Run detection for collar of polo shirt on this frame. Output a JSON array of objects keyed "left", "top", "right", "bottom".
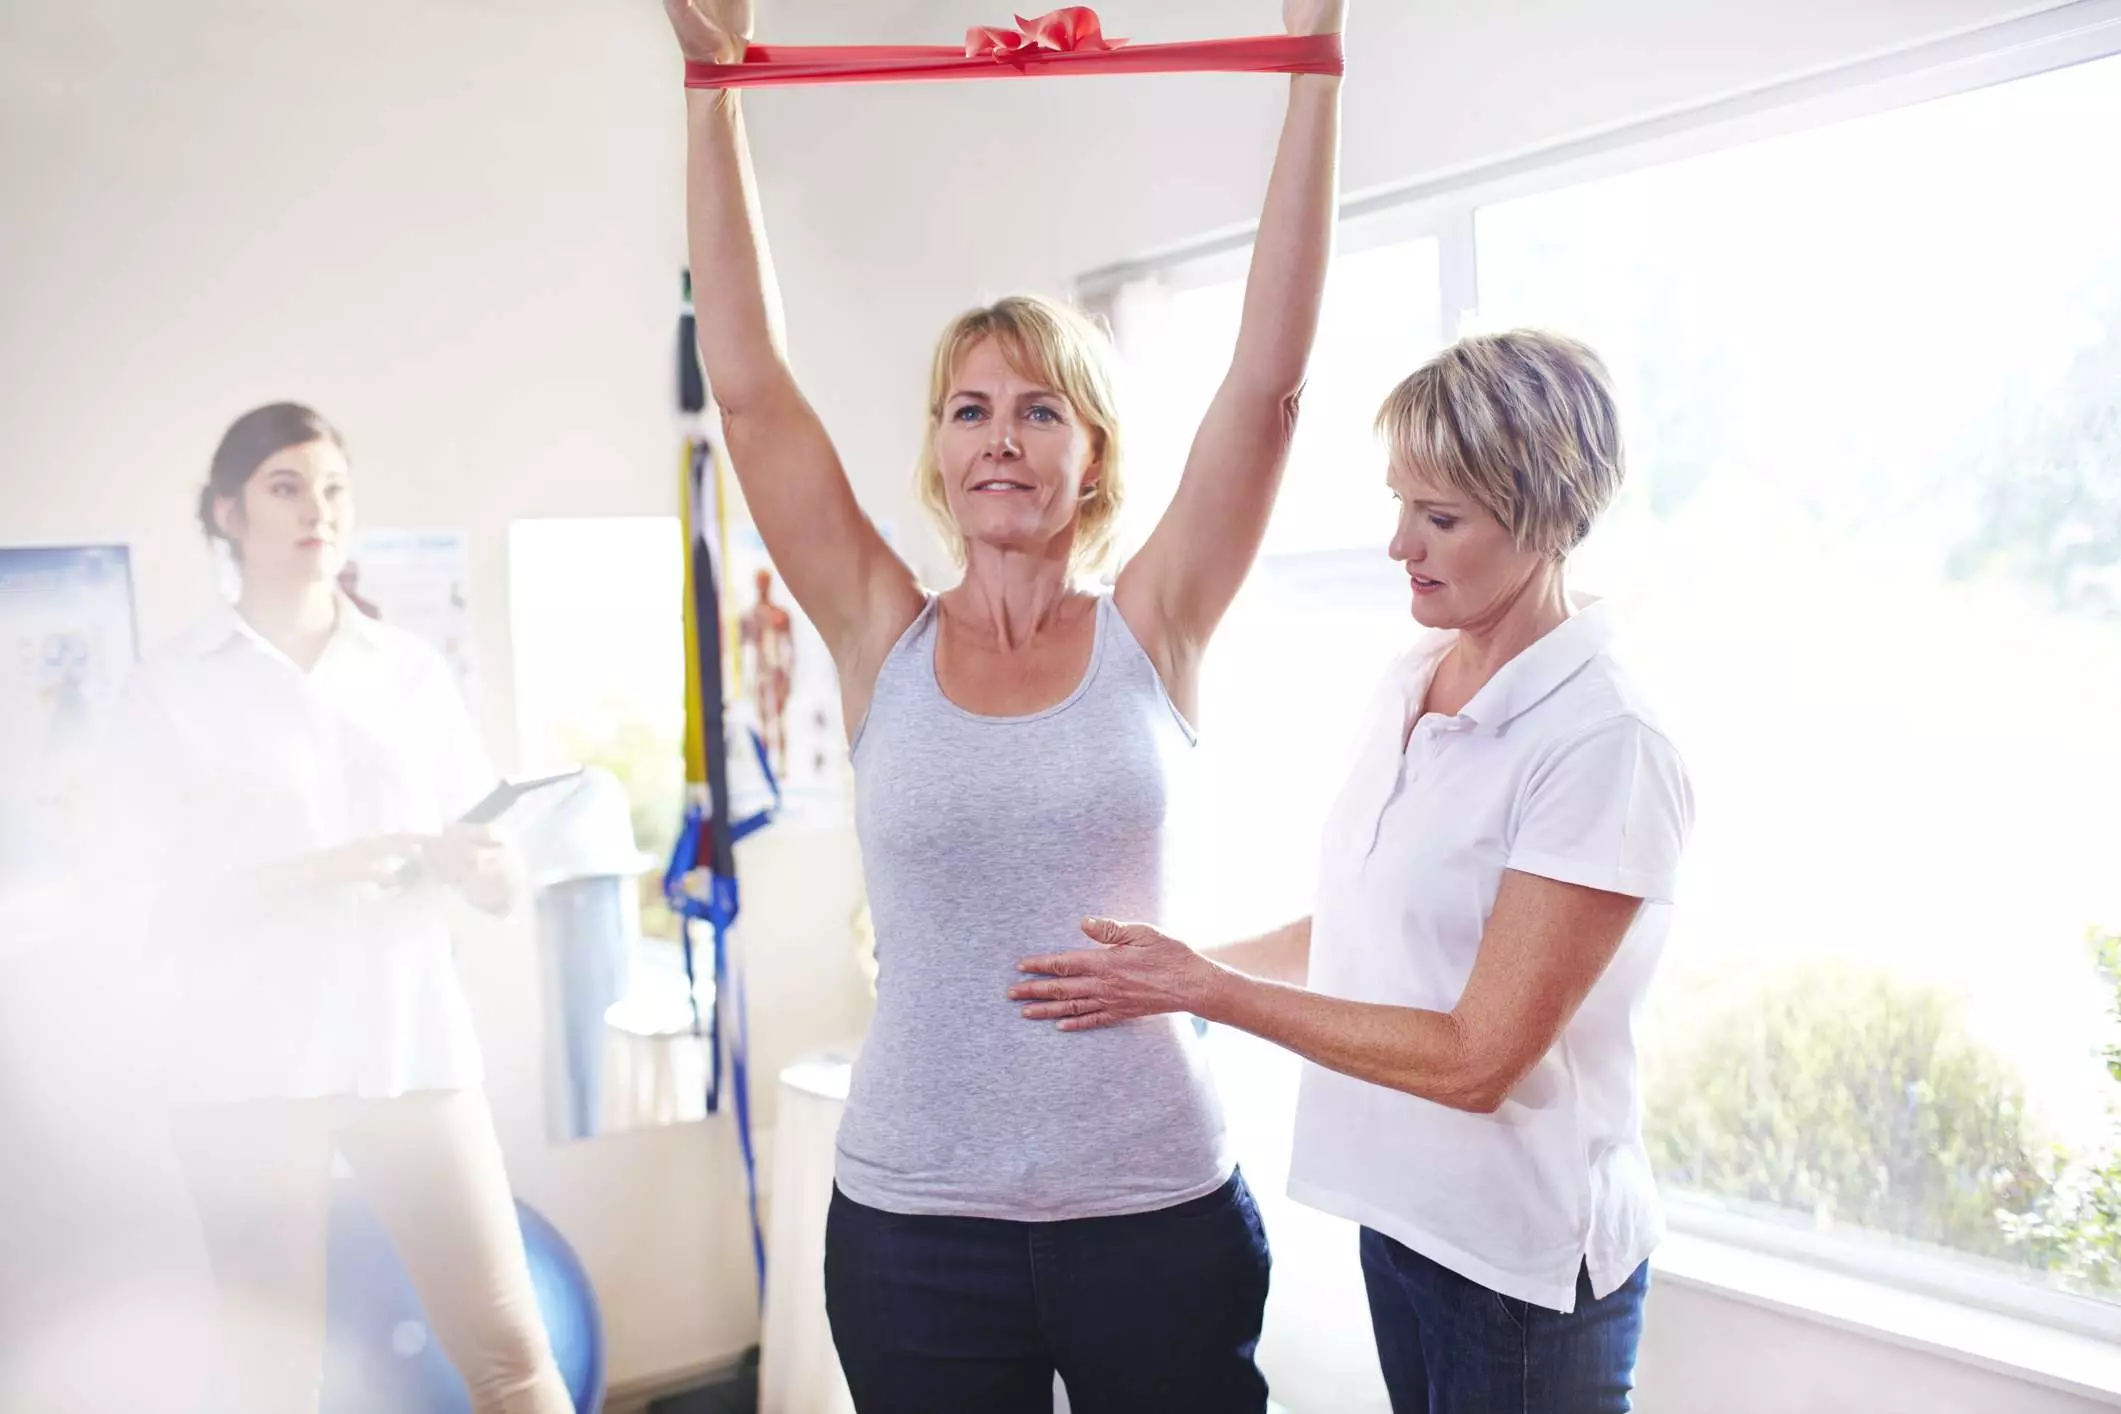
[{"left": 1399, "top": 597, "right": 1617, "bottom": 735}]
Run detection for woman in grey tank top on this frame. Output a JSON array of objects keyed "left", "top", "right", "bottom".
[{"left": 665, "top": 1, "right": 1346, "bottom": 1408}]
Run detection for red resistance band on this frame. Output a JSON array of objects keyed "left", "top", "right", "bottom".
[{"left": 683, "top": 6, "right": 1344, "bottom": 89}]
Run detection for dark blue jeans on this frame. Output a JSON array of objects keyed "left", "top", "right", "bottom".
[
  {"left": 1360, "top": 1228, "right": 1648, "bottom": 1414},
  {"left": 825, "top": 1171, "right": 1271, "bottom": 1414}
]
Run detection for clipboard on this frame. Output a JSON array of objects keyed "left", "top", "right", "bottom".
[
  {"left": 387, "top": 767, "right": 587, "bottom": 889},
  {"left": 458, "top": 767, "right": 587, "bottom": 826}
]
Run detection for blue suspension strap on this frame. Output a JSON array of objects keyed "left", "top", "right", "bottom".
[{"left": 666, "top": 387, "right": 777, "bottom": 1301}]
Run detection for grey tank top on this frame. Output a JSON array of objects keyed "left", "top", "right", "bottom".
[{"left": 836, "top": 593, "right": 1231, "bottom": 1220}]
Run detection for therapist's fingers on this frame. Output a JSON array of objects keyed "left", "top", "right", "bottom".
[
  {"left": 1012, "top": 976, "right": 1096, "bottom": 1003},
  {"left": 1018, "top": 979, "right": 1102, "bottom": 1013},
  {"left": 1016, "top": 949, "right": 1099, "bottom": 979},
  {"left": 1015, "top": 917, "right": 1149, "bottom": 979},
  {"left": 1083, "top": 916, "right": 1171, "bottom": 949},
  {"left": 1021, "top": 995, "right": 1103, "bottom": 1021}
]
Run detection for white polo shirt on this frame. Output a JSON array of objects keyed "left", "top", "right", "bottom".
[
  {"left": 1287, "top": 600, "right": 1692, "bottom": 1312},
  {"left": 109, "top": 596, "right": 493, "bottom": 1106}
]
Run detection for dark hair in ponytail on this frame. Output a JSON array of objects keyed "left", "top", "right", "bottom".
[{"left": 198, "top": 402, "right": 346, "bottom": 549}]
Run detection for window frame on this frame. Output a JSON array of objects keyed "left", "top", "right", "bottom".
[
  {"left": 1077, "top": 0, "right": 2121, "bottom": 1342},
  {"left": 1082, "top": 0, "right": 2121, "bottom": 343}
]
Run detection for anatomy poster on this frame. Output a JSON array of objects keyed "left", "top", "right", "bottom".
[
  {"left": 0, "top": 544, "right": 138, "bottom": 876},
  {"left": 724, "top": 510, "right": 850, "bottom": 817}
]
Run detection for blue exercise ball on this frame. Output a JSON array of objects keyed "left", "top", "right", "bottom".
[{"left": 320, "top": 1182, "right": 605, "bottom": 1414}]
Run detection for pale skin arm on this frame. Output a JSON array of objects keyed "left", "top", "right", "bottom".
[
  {"left": 146, "top": 829, "right": 519, "bottom": 947},
  {"left": 665, "top": 0, "right": 923, "bottom": 698},
  {"left": 1117, "top": 0, "right": 1345, "bottom": 704},
  {"left": 179, "top": 835, "right": 424, "bottom": 921},
  {"left": 1010, "top": 871, "right": 1642, "bottom": 1114},
  {"left": 246, "top": 827, "right": 521, "bottom": 917}
]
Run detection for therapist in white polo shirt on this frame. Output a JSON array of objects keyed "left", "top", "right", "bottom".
[
  {"left": 1013, "top": 331, "right": 1693, "bottom": 1413},
  {"left": 108, "top": 403, "right": 573, "bottom": 1414}
]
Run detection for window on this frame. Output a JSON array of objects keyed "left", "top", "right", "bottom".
[
  {"left": 1105, "top": 39, "right": 2121, "bottom": 1333},
  {"left": 1476, "top": 49, "right": 2121, "bottom": 1317},
  {"left": 508, "top": 517, "right": 689, "bottom": 883}
]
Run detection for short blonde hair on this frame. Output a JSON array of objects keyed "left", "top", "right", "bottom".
[
  {"left": 1376, "top": 329, "right": 1624, "bottom": 557},
  {"left": 915, "top": 294, "right": 1125, "bottom": 579}
]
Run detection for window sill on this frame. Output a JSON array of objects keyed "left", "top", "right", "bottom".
[{"left": 1652, "top": 1232, "right": 2121, "bottom": 1407}]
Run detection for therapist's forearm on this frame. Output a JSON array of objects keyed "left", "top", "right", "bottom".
[
  {"left": 1196, "top": 969, "right": 1506, "bottom": 1113},
  {"left": 1203, "top": 916, "right": 1312, "bottom": 985}
]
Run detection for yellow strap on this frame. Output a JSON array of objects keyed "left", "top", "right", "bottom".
[
  {"left": 680, "top": 434, "right": 743, "bottom": 789},
  {"left": 680, "top": 439, "right": 707, "bottom": 787}
]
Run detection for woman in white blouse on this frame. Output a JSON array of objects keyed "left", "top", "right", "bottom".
[
  {"left": 111, "top": 403, "right": 572, "bottom": 1414},
  {"left": 1012, "top": 332, "right": 1693, "bottom": 1413}
]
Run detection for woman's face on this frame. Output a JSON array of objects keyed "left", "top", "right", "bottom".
[
  {"left": 933, "top": 337, "right": 1099, "bottom": 560},
  {"left": 217, "top": 439, "right": 354, "bottom": 587},
  {"left": 1386, "top": 456, "right": 1549, "bottom": 632}
]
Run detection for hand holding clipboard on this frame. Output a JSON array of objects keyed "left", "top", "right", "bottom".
[{"left": 392, "top": 767, "right": 587, "bottom": 891}]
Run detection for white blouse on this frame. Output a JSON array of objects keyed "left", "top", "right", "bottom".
[
  {"left": 111, "top": 596, "right": 494, "bottom": 1105},
  {"left": 1287, "top": 601, "right": 1694, "bottom": 1312}
]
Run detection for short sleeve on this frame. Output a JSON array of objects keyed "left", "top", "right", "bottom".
[{"left": 1506, "top": 716, "right": 1692, "bottom": 903}]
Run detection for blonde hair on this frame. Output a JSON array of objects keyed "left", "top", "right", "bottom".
[
  {"left": 1376, "top": 329, "right": 1624, "bottom": 557},
  {"left": 915, "top": 294, "right": 1125, "bottom": 579}
]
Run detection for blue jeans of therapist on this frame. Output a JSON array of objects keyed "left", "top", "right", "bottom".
[
  {"left": 1360, "top": 1227, "right": 1649, "bottom": 1414},
  {"left": 825, "top": 1170, "right": 1271, "bottom": 1414}
]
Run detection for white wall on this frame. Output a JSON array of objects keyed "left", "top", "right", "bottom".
[
  {"left": 1638, "top": 1285, "right": 2112, "bottom": 1414},
  {"left": 0, "top": 0, "right": 2098, "bottom": 1409}
]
